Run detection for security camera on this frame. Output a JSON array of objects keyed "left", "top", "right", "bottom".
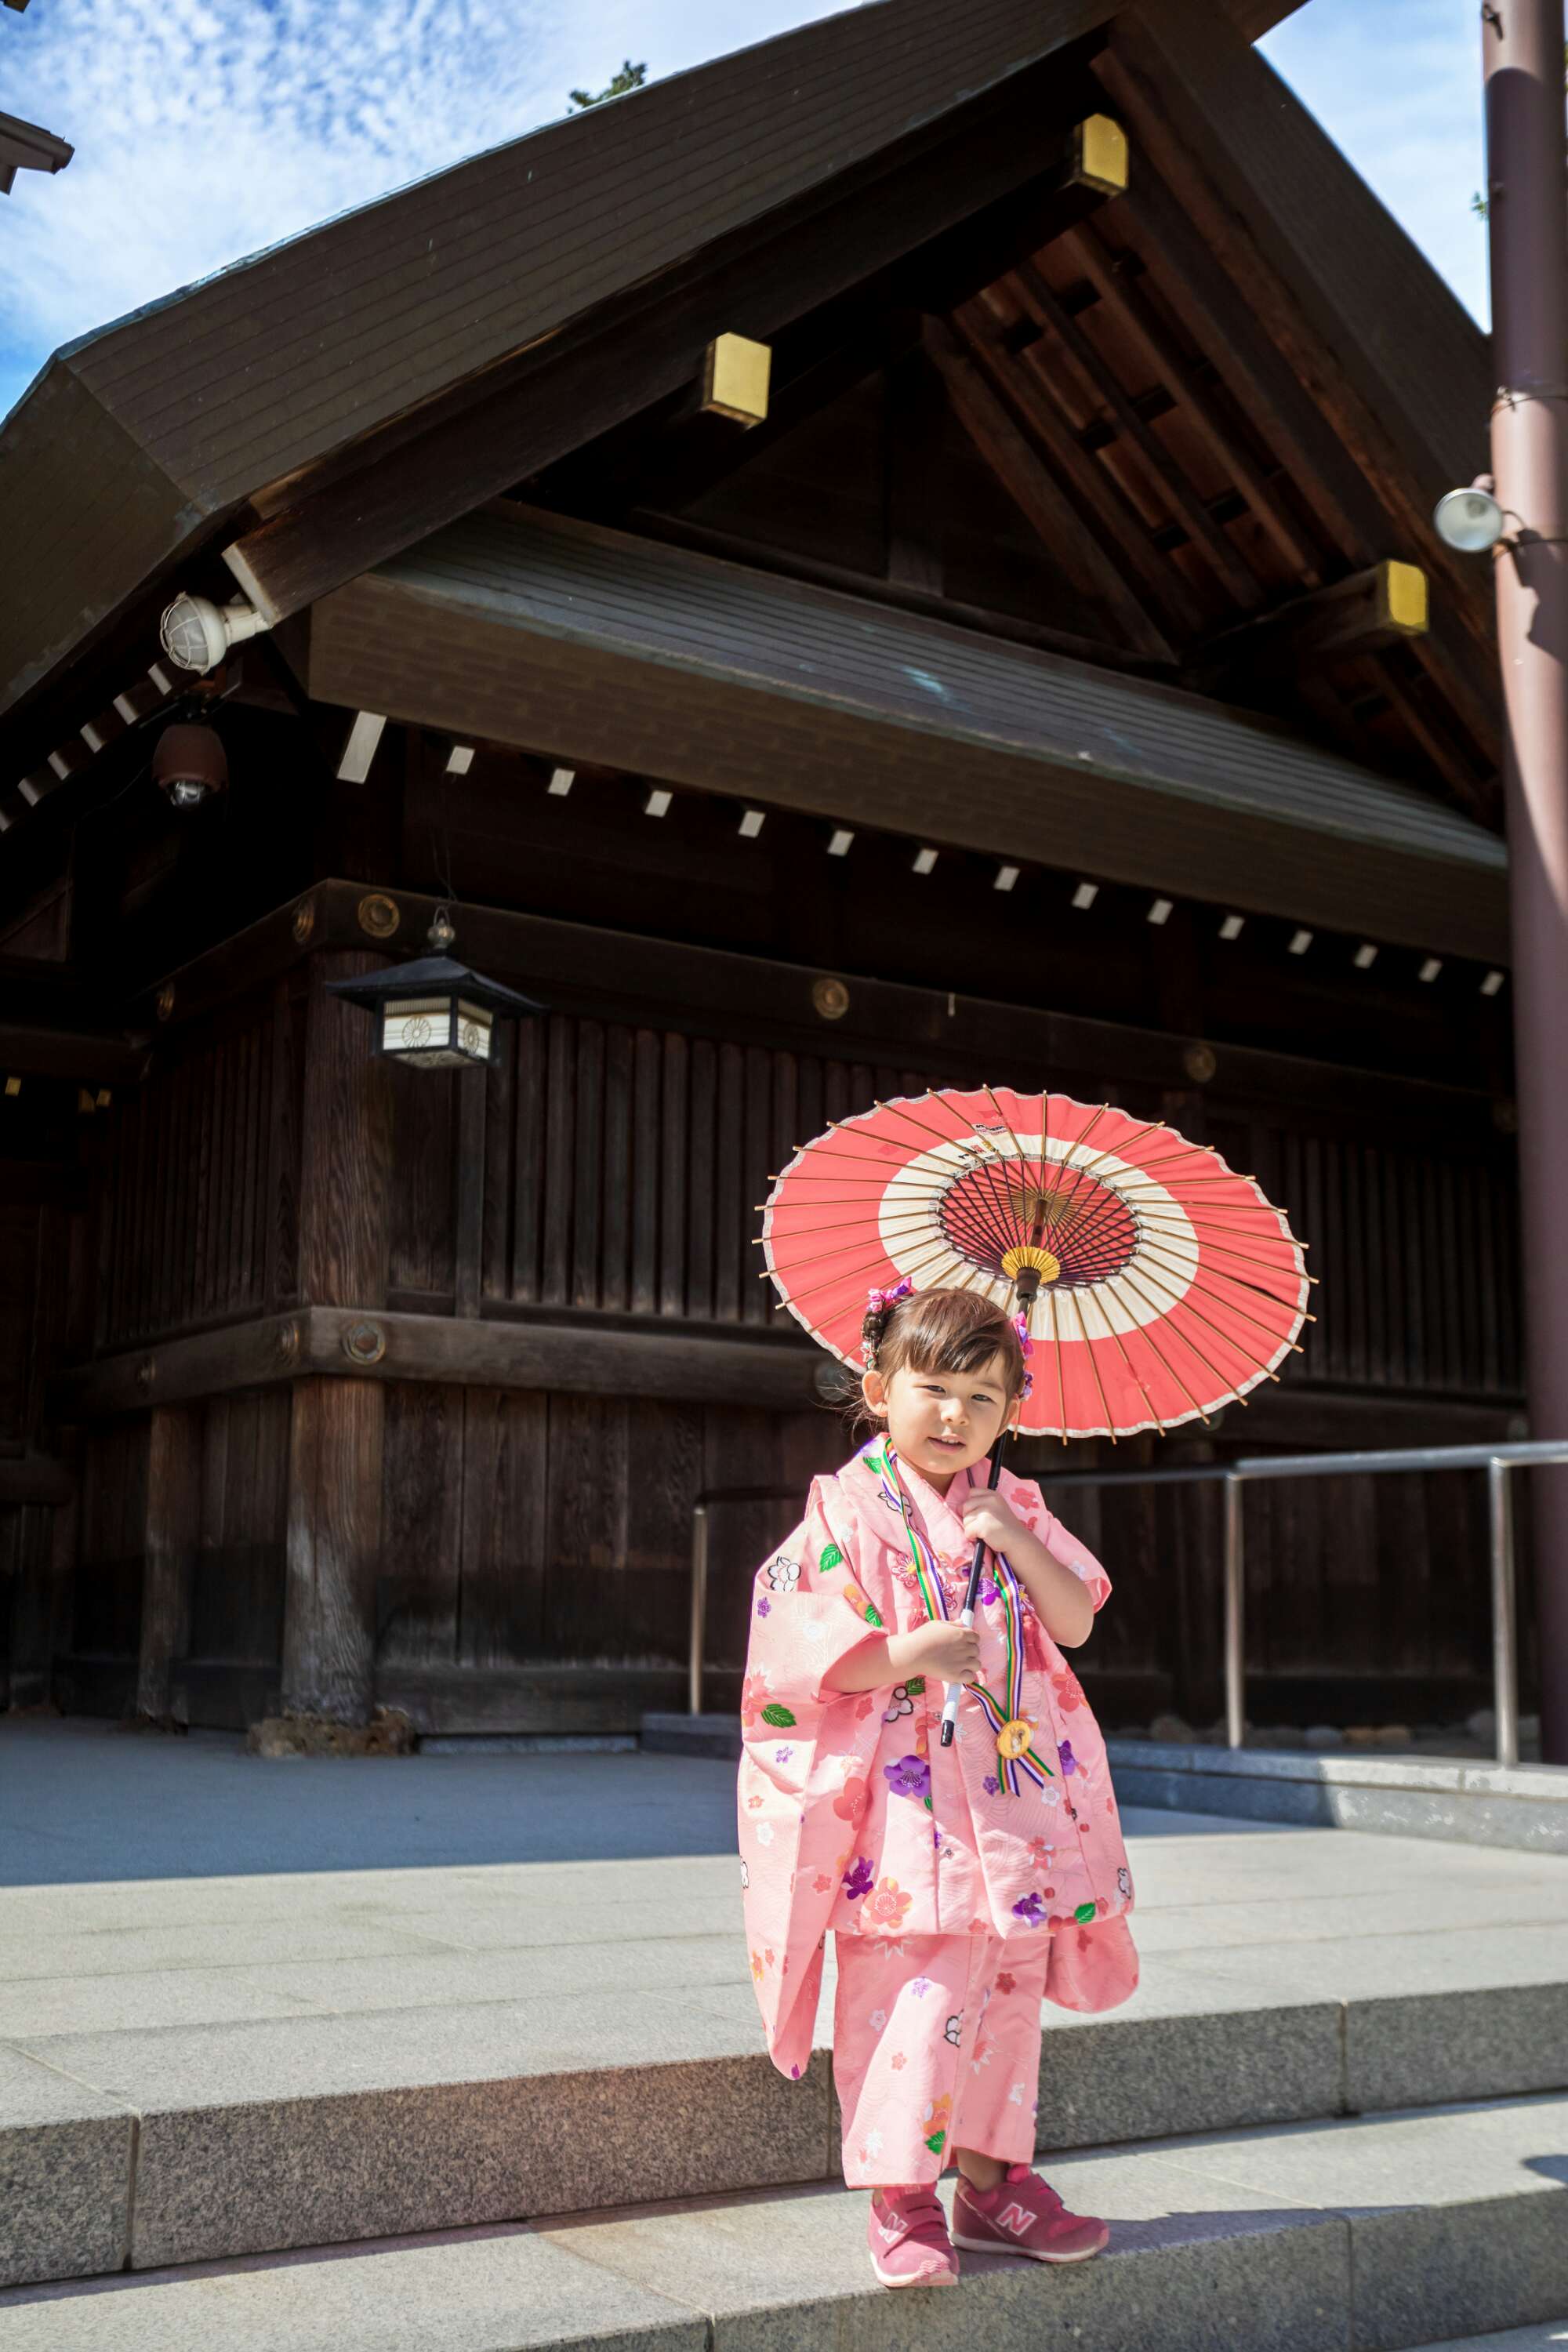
[
  {"left": 158, "top": 593, "right": 269, "bottom": 674},
  {"left": 152, "top": 720, "right": 227, "bottom": 808}
]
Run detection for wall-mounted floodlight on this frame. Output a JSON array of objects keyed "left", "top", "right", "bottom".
[
  {"left": 158, "top": 593, "right": 270, "bottom": 674},
  {"left": 1433, "top": 477, "right": 1504, "bottom": 554}
]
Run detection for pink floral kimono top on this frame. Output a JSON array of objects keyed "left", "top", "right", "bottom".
[{"left": 739, "top": 1437, "right": 1139, "bottom": 2079}]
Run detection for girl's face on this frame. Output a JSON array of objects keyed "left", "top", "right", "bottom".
[{"left": 862, "top": 1352, "right": 1015, "bottom": 1491}]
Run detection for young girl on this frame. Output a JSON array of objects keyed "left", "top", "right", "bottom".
[{"left": 738, "top": 1284, "right": 1139, "bottom": 2288}]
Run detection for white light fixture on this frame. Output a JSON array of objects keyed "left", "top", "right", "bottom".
[
  {"left": 1419, "top": 956, "right": 1443, "bottom": 983},
  {"left": 1218, "top": 913, "right": 1244, "bottom": 941},
  {"left": 158, "top": 592, "right": 270, "bottom": 674},
  {"left": 1432, "top": 476, "right": 1504, "bottom": 554},
  {"left": 739, "top": 809, "right": 765, "bottom": 837},
  {"left": 1071, "top": 880, "right": 1098, "bottom": 911},
  {"left": 445, "top": 746, "right": 474, "bottom": 775},
  {"left": 337, "top": 711, "right": 386, "bottom": 783},
  {"left": 828, "top": 829, "right": 855, "bottom": 856},
  {"left": 81, "top": 720, "right": 108, "bottom": 752},
  {"left": 1481, "top": 968, "right": 1505, "bottom": 997},
  {"left": 645, "top": 788, "right": 672, "bottom": 817},
  {"left": 1147, "top": 897, "right": 1172, "bottom": 927},
  {"left": 547, "top": 767, "right": 575, "bottom": 797},
  {"left": 994, "top": 863, "right": 1019, "bottom": 892},
  {"left": 1354, "top": 943, "right": 1378, "bottom": 971},
  {"left": 1288, "top": 928, "right": 1313, "bottom": 956},
  {"left": 912, "top": 846, "right": 938, "bottom": 875}
]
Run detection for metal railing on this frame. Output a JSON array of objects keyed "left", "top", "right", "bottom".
[{"left": 688, "top": 1442, "right": 1568, "bottom": 1766}]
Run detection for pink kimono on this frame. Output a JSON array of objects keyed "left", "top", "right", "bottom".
[{"left": 738, "top": 1436, "right": 1138, "bottom": 2187}]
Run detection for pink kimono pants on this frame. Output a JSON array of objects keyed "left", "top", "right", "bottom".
[{"left": 832, "top": 1930, "right": 1051, "bottom": 2189}]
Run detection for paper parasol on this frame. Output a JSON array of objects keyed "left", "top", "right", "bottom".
[{"left": 760, "top": 1085, "right": 1310, "bottom": 1439}]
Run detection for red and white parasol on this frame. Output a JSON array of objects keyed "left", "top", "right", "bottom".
[{"left": 760, "top": 1086, "right": 1309, "bottom": 1439}]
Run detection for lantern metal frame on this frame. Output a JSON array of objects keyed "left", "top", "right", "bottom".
[{"left": 325, "top": 949, "right": 545, "bottom": 1069}]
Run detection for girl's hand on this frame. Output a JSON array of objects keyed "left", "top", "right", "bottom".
[
  {"left": 900, "top": 1617, "right": 982, "bottom": 1685},
  {"left": 959, "top": 1490, "right": 1024, "bottom": 1555}
]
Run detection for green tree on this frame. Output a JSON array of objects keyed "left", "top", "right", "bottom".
[{"left": 568, "top": 60, "right": 648, "bottom": 111}]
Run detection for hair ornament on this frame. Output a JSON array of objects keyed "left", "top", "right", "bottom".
[
  {"left": 862, "top": 1273, "right": 915, "bottom": 1366},
  {"left": 1015, "top": 1309, "right": 1035, "bottom": 1398},
  {"left": 867, "top": 1276, "right": 915, "bottom": 1316}
]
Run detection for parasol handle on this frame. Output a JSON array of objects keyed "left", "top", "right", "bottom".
[{"left": 938, "top": 1436, "right": 1009, "bottom": 1748}]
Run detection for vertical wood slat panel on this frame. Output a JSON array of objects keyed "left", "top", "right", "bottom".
[
  {"left": 572, "top": 1021, "right": 604, "bottom": 1311},
  {"left": 713, "top": 1043, "right": 744, "bottom": 1324},
  {"left": 510, "top": 1014, "right": 545, "bottom": 1305},
  {"left": 631, "top": 1030, "right": 662, "bottom": 1316},
  {"left": 742, "top": 1047, "right": 772, "bottom": 1327},
  {"left": 482, "top": 1025, "right": 514, "bottom": 1305},
  {"left": 659, "top": 1033, "right": 688, "bottom": 1317},
  {"left": 540, "top": 1017, "right": 575, "bottom": 1308},
  {"left": 685, "top": 1036, "right": 717, "bottom": 1323},
  {"left": 601, "top": 1025, "right": 633, "bottom": 1315}
]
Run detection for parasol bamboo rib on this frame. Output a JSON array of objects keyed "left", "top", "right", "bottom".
[
  {"left": 1115, "top": 1265, "right": 1261, "bottom": 1399},
  {"left": 1129, "top": 1252, "right": 1308, "bottom": 1350},
  {"left": 1102, "top": 1276, "right": 1213, "bottom": 1422},
  {"left": 1066, "top": 1285, "right": 1119, "bottom": 1439},
  {"left": 1131, "top": 1237, "right": 1310, "bottom": 1322},
  {"left": 1089, "top": 1297, "right": 1168, "bottom": 1432},
  {"left": 1047, "top": 1285, "right": 1069, "bottom": 1440}
]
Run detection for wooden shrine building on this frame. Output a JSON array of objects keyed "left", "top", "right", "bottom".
[{"left": 0, "top": 0, "right": 1529, "bottom": 1740}]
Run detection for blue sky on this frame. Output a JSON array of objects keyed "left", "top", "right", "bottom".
[{"left": 0, "top": 0, "right": 1488, "bottom": 425}]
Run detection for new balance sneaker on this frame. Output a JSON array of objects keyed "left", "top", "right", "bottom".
[
  {"left": 866, "top": 2184, "right": 960, "bottom": 2288},
  {"left": 950, "top": 2163, "right": 1109, "bottom": 2262}
]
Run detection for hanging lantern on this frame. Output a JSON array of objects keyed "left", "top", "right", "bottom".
[{"left": 325, "top": 910, "right": 545, "bottom": 1069}]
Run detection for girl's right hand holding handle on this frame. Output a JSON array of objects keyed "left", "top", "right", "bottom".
[{"left": 892, "top": 1617, "right": 981, "bottom": 1686}]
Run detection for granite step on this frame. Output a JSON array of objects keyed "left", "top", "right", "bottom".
[
  {"left": 5, "top": 1944, "right": 1568, "bottom": 2291},
  {"left": 3, "top": 2089, "right": 1566, "bottom": 2350}
]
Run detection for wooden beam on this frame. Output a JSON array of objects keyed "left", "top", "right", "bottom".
[
  {"left": 0, "top": 1025, "right": 147, "bottom": 1086},
  {"left": 630, "top": 509, "right": 1174, "bottom": 674},
  {"left": 947, "top": 299, "right": 1207, "bottom": 639},
  {"left": 104, "top": 877, "right": 1515, "bottom": 1156},
  {"left": 220, "top": 80, "right": 1102, "bottom": 630},
  {"left": 1059, "top": 220, "right": 1324, "bottom": 584},
  {"left": 921, "top": 318, "right": 1174, "bottom": 658},
  {"left": 1003, "top": 260, "right": 1264, "bottom": 609},
  {"left": 49, "top": 1305, "right": 829, "bottom": 1419},
  {"left": 1109, "top": 165, "right": 1502, "bottom": 784},
  {"left": 1194, "top": 564, "right": 1430, "bottom": 677}
]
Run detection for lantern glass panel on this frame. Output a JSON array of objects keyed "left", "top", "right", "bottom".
[{"left": 378, "top": 993, "right": 496, "bottom": 1069}]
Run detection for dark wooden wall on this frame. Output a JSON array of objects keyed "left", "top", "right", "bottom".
[{"left": 13, "top": 949, "right": 1524, "bottom": 1734}]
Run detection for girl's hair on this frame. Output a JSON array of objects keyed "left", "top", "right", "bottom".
[{"left": 858, "top": 1285, "right": 1026, "bottom": 1411}]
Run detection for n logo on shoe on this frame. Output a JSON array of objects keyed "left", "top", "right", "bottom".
[{"left": 996, "top": 2201, "right": 1035, "bottom": 2238}]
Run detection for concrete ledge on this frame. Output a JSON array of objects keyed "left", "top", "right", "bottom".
[
  {"left": 641, "top": 1713, "right": 742, "bottom": 1762},
  {"left": 1105, "top": 1739, "right": 1568, "bottom": 1853},
  {"left": 0, "top": 2048, "right": 133, "bottom": 2288},
  {"left": 9, "top": 2092, "right": 1563, "bottom": 2352}
]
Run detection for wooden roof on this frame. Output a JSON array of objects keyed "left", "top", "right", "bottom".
[
  {"left": 0, "top": 0, "right": 1293, "bottom": 745},
  {"left": 307, "top": 503, "right": 1507, "bottom": 960}
]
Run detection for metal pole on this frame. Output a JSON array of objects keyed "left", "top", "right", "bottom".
[
  {"left": 1222, "top": 1473, "right": 1245, "bottom": 1750},
  {"left": 1489, "top": 1458, "right": 1522, "bottom": 1766},
  {"left": 1485, "top": 0, "right": 1568, "bottom": 1762},
  {"left": 688, "top": 1504, "right": 710, "bottom": 1717}
]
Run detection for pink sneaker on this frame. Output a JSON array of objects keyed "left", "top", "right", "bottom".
[
  {"left": 866, "top": 2184, "right": 960, "bottom": 2288},
  {"left": 950, "top": 2164, "right": 1109, "bottom": 2263}
]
